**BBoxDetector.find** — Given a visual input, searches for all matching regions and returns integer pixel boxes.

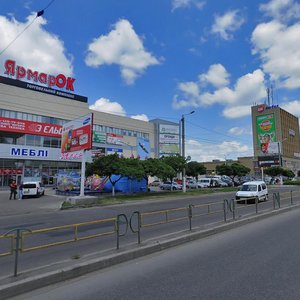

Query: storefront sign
[61,113,93,153]
[0,116,62,137]
[107,148,123,156]
[159,124,180,135]
[107,133,123,145]
[4,59,76,91]
[159,134,179,144]
[257,155,280,167]
[10,147,49,158]
[93,132,106,143]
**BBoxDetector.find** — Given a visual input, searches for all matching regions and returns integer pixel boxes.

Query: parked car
[23,182,45,198]
[235,181,268,202]
[149,180,161,187]
[160,181,182,190]
[186,180,198,189]
[215,179,228,187]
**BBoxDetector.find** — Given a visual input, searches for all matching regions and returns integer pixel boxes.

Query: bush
[283,180,300,185]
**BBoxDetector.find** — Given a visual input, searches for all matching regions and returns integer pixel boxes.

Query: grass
[60,187,238,209]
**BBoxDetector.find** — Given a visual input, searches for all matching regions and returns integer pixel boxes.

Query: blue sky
[1,0,300,162]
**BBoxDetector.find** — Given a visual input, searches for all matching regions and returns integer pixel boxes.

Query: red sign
[61,113,93,153]
[4,59,76,91]
[257,105,265,112]
[0,116,62,137]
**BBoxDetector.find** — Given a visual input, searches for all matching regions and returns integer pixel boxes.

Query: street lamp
[181,110,195,193]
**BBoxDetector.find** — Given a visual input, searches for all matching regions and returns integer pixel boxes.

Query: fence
[1,190,300,276]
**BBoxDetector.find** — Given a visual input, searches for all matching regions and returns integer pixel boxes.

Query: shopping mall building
[0,59,180,187]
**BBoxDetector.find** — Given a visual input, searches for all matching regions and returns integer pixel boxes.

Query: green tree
[216,163,250,180]
[216,164,233,177]
[160,155,186,180]
[264,166,284,177]
[186,161,206,178]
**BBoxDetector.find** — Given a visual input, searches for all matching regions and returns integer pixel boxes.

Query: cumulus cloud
[281,100,300,116]
[0,13,73,76]
[171,0,206,11]
[89,97,126,116]
[251,21,300,89]
[260,0,300,21]
[199,64,230,88]
[228,127,252,136]
[172,65,266,118]
[85,19,160,85]
[186,139,251,162]
[131,114,149,122]
[211,10,245,40]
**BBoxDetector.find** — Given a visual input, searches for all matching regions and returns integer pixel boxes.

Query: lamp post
[181,110,195,193]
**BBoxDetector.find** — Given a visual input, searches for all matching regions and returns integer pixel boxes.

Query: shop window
[43,136,51,147]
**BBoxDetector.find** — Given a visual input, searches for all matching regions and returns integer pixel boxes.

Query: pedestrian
[9,180,17,200]
[18,182,24,200]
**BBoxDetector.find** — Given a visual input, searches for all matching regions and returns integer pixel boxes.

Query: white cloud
[89,97,126,116]
[251,21,300,89]
[85,19,160,85]
[260,0,300,21]
[171,0,205,11]
[211,10,245,40]
[0,14,73,76]
[131,114,149,122]
[186,139,251,162]
[172,65,266,118]
[199,64,230,88]
[228,127,252,136]
[281,100,300,116]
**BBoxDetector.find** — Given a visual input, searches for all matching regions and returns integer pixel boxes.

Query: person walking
[18,182,24,200]
[9,180,17,200]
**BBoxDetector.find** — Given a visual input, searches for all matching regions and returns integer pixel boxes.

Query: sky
[1,0,300,162]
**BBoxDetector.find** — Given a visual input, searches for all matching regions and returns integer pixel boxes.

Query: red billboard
[61,113,93,153]
[0,116,62,137]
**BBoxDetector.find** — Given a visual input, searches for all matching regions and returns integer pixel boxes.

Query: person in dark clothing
[9,180,17,200]
[18,182,24,200]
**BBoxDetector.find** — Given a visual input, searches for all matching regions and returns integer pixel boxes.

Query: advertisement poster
[93,132,106,143]
[159,134,180,144]
[0,116,62,137]
[137,137,150,160]
[61,113,93,153]
[159,144,180,154]
[256,113,277,155]
[106,133,123,145]
[159,124,180,135]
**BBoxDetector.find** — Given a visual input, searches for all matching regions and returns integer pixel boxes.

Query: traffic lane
[16,207,300,300]
[0,186,298,235]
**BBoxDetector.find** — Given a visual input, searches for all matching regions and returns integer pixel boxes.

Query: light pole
[181,110,195,193]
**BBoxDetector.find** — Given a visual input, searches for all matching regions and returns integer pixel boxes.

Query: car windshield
[241,184,257,191]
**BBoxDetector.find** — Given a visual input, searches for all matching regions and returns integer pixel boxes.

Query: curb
[0,203,299,299]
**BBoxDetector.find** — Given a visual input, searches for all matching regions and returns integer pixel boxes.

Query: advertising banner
[159,144,180,154]
[256,113,277,155]
[61,113,93,153]
[0,116,62,137]
[258,155,280,167]
[106,133,123,145]
[159,124,180,135]
[107,148,123,156]
[159,134,180,144]
[93,132,106,143]
[91,147,106,158]
[137,137,150,160]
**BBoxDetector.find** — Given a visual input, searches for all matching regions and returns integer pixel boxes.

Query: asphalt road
[0,186,299,278]
[14,206,300,300]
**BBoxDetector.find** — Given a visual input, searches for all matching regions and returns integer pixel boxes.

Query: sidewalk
[0,188,66,217]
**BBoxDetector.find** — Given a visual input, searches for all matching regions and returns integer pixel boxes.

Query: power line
[0,0,56,57]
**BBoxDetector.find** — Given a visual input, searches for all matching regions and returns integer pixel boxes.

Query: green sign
[256,113,276,154]
[93,132,106,144]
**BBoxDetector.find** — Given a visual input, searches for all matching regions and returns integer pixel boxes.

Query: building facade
[0,63,174,187]
[251,104,300,175]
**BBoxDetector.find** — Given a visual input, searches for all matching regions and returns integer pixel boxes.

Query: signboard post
[60,113,93,197]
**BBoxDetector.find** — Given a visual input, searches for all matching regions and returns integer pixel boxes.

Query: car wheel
[264,194,268,201]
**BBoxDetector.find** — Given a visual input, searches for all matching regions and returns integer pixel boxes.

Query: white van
[23,182,45,198]
[235,181,268,202]
[197,178,220,188]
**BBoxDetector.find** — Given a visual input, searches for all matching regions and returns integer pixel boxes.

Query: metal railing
[1,190,300,276]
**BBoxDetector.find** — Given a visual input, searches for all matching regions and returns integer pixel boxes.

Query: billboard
[61,113,93,153]
[106,133,123,145]
[159,144,180,154]
[137,137,150,160]
[159,124,180,135]
[0,116,62,137]
[159,134,180,144]
[258,155,280,167]
[93,132,106,143]
[256,113,277,155]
